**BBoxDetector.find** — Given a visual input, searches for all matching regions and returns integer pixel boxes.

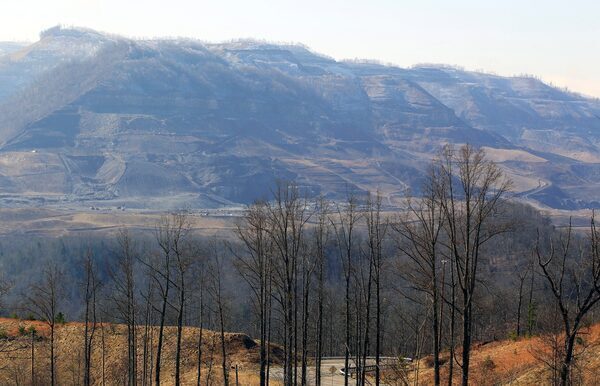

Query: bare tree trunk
[175,274,185,386]
[206,329,216,386]
[516,271,526,337]
[155,277,169,386]
[527,258,536,337]
[293,255,299,386]
[196,286,204,386]
[360,259,374,386]
[447,259,456,386]
[375,275,381,386]
[24,265,64,386]
[331,195,360,386]
[300,260,311,386]
[314,198,329,386]
[365,193,386,386]
[151,216,177,386]
[218,292,229,386]
[315,273,324,386]
[50,321,56,386]
[170,213,192,386]
[149,325,154,386]
[355,293,361,386]
[344,262,351,386]
[287,283,294,386]
[101,317,106,386]
[84,282,90,386]
[266,271,273,386]
[210,241,230,386]
[460,299,471,386]
[31,328,35,386]
[432,268,440,386]
[142,280,154,386]
[82,251,99,386]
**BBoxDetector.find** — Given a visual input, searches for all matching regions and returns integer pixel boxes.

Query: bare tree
[141,278,156,386]
[393,167,445,386]
[265,181,311,386]
[31,324,36,386]
[300,214,317,386]
[331,193,361,386]
[313,197,330,386]
[195,272,206,386]
[171,213,194,386]
[235,201,273,386]
[81,250,101,386]
[514,256,533,338]
[151,216,175,386]
[208,240,230,386]
[365,192,388,386]
[357,229,373,386]
[446,256,457,386]
[132,214,198,386]
[24,264,64,386]
[100,314,106,386]
[437,144,511,386]
[108,229,139,386]
[534,216,600,386]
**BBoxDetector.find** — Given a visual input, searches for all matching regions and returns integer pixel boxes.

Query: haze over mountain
[0,26,599,210]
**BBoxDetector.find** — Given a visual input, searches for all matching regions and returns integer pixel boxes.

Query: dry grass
[0,317,282,385]
[408,323,600,385]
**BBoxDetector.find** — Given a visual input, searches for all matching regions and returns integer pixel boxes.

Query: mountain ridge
[0,26,599,210]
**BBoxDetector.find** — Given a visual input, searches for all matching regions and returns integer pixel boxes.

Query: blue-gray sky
[2,0,599,97]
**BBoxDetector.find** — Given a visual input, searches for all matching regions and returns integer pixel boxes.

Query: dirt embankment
[406,323,600,385]
[0,317,282,385]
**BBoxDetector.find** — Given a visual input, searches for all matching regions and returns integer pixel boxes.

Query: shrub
[26,313,36,321]
[28,326,36,336]
[0,328,8,339]
[55,312,66,324]
[18,325,26,336]
[424,356,435,368]
[482,355,496,371]
[423,356,446,368]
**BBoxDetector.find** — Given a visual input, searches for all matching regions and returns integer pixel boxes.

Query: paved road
[269,359,347,386]
[269,357,395,386]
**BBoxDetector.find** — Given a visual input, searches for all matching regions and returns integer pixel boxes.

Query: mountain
[0,26,599,210]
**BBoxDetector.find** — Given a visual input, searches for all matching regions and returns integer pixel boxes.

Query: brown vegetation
[0,317,283,385]
[400,323,600,385]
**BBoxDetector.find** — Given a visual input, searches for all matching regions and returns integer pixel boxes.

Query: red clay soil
[411,323,600,385]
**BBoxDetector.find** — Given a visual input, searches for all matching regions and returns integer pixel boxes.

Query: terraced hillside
[0,26,599,209]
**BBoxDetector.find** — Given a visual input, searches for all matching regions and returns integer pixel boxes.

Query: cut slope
[0,317,283,385]
[410,323,600,385]
[0,27,599,209]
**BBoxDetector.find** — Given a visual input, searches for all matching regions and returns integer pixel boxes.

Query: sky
[1,0,599,97]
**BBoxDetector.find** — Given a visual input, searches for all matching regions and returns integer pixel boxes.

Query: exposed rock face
[0,26,599,209]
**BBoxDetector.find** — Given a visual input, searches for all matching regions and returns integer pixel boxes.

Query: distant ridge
[0,27,599,210]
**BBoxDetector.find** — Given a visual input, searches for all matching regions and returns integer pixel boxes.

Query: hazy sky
[1,0,599,97]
